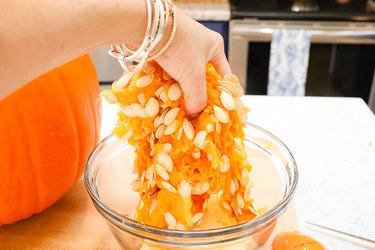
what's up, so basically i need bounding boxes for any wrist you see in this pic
[108,0,177,74]
[148,3,177,61]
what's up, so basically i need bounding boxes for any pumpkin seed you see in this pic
[140,171,146,185]
[164,212,177,228]
[139,200,144,209]
[220,91,235,111]
[233,177,239,192]
[155,124,165,139]
[210,114,219,124]
[145,167,155,180]
[131,103,147,118]
[192,148,201,159]
[234,98,245,110]
[164,120,177,135]
[183,118,195,140]
[162,143,172,153]
[101,91,118,104]
[164,107,180,126]
[233,137,242,151]
[244,185,251,202]
[217,189,224,199]
[136,74,154,88]
[223,74,240,84]
[121,105,135,117]
[157,152,173,172]
[207,153,213,162]
[150,148,155,157]
[154,108,168,127]
[222,201,232,212]
[177,126,183,140]
[145,97,160,117]
[154,116,162,128]
[178,180,191,197]
[234,84,244,97]
[138,93,147,106]
[168,83,182,101]
[240,169,250,186]
[192,181,209,195]
[143,62,155,74]
[248,205,259,216]
[220,154,230,173]
[161,181,177,193]
[160,90,169,103]
[156,85,167,97]
[193,131,207,149]
[155,164,170,181]
[235,207,243,216]
[149,199,158,217]
[202,200,208,211]
[217,86,231,94]
[218,80,236,96]
[236,193,245,209]
[176,222,186,230]
[216,122,221,133]
[192,213,204,225]
[206,123,214,133]
[213,105,229,123]
[113,73,132,90]
[229,179,236,195]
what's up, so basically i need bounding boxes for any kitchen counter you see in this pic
[175,2,230,21]
[100,95,375,249]
[1,96,374,249]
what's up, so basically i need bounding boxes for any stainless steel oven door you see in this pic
[228,19,375,92]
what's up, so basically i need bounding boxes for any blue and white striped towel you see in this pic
[268,29,311,96]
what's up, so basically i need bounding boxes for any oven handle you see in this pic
[230,20,375,44]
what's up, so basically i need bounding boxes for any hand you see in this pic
[156,8,231,117]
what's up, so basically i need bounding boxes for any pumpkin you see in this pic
[0,54,101,225]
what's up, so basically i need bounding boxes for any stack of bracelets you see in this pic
[108,0,176,75]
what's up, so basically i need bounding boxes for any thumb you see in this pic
[210,50,231,77]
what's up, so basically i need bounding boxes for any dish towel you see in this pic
[268,29,311,96]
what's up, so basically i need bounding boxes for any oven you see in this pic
[228,0,375,102]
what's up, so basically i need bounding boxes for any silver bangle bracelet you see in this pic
[108,0,175,75]
[148,1,176,61]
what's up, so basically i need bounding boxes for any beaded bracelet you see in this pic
[108,0,176,75]
[148,1,176,61]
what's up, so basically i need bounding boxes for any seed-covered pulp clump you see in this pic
[101,62,259,230]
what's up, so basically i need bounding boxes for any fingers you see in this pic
[179,67,207,117]
[210,50,231,77]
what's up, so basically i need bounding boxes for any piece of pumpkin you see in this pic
[101,62,256,229]
[0,54,101,225]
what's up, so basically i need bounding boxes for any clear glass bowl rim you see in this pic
[84,123,298,238]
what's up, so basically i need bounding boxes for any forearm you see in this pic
[0,0,147,98]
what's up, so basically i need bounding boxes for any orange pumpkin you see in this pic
[0,54,101,225]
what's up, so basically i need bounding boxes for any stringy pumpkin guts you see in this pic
[101,62,258,229]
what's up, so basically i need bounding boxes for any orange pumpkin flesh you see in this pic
[101,62,255,229]
[0,55,101,225]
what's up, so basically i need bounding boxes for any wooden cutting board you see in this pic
[0,178,120,249]
[0,179,298,249]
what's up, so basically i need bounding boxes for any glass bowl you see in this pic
[84,123,298,249]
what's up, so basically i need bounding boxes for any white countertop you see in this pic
[100,96,375,250]
[175,2,231,21]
